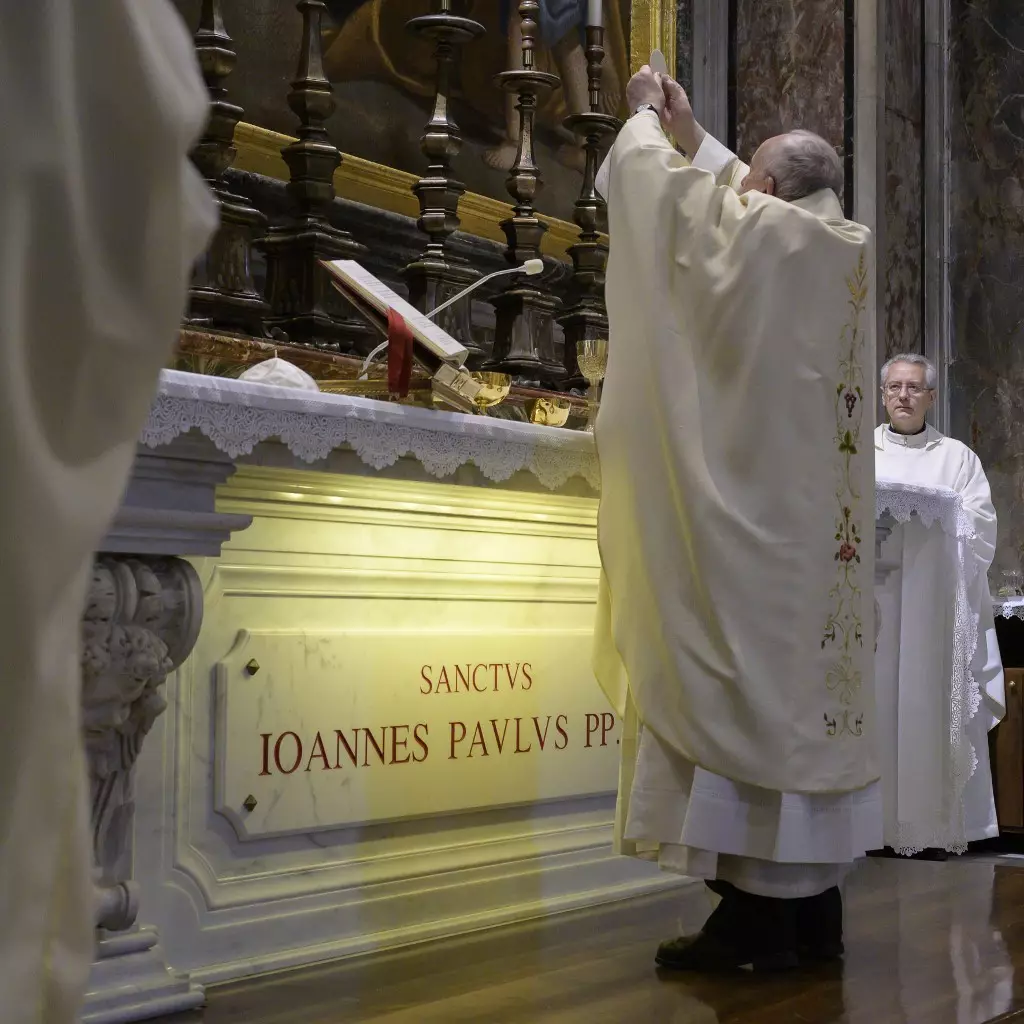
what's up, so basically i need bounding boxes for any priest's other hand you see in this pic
[660,77,706,158]
[626,66,666,116]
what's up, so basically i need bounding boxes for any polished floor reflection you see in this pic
[161,857,1024,1023]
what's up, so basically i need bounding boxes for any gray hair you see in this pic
[880,352,938,390]
[765,130,844,202]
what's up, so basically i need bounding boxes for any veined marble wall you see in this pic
[676,0,694,94]
[948,0,1024,571]
[733,0,846,164]
[883,0,924,360]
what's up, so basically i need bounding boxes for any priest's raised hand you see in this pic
[624,63,667,117]
[658,76,706,157]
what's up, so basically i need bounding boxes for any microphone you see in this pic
[358,259,545,379]
[426,258,544,319]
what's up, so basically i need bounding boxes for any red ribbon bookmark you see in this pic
[386,307,414,398]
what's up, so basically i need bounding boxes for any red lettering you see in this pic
[521,663,533,690]
[490,718,510,753]
[334,729,359,768]
[413,723,429,762]
[533,715,551,750]
[514,717,533,754]
[555,715,569,749]
[584,713,600,748]
[601,712,615,747]
[259,732,272,776]
[274,732,302,774]
[492,663,502,690]
[420,666,432,695]
[305,731,331,771]
[468,721,489,758]
[504,663,520,689]
[436,666,452,693]
[390,725,411,765]
[449,721,467,759]
[362,727,388,766]
[454,665,471,693]
[472,665,488,692]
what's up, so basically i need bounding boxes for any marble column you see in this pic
[882,0,925,362]
[947,0,1024,574]
[81,437,252,1022]
[733,0,847,173]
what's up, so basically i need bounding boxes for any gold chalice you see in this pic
[526,396,572,427]
[576,339,609,432]
[470,372,512,413]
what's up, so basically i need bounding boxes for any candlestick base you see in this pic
[488,287,562,385]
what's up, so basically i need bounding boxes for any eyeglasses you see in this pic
[882,383,930,397]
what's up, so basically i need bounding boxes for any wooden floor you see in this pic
[161,856,1024,1024]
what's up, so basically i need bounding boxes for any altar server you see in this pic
[874,354,1004,855]
[0,2,215,1020]
[593,69,881,971]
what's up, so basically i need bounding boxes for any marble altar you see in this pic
[81,371,663,1022]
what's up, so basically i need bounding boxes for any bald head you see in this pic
[741,130,844,202]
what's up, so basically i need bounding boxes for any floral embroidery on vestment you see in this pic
[822,252,868,728]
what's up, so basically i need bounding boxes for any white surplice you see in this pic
[594,125,881,898]
[875,425,1005,852]
[0,2,216,1020]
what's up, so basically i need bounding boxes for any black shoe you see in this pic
[656,882,800,972]
[655,931,800,972]
[795,886,844,962]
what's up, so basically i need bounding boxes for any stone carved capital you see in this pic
[82,556,203,931]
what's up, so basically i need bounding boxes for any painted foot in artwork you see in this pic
[484,141,518,171]
[555,144,587,174]
[601,75,623,115]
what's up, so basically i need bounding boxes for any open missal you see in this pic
[320,259,483,413]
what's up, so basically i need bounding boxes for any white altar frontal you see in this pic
[82,373,987,1021]
[81,372,672,1021]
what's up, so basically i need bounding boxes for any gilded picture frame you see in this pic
[232,1,677,259]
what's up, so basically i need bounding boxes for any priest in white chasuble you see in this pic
[0,2,215,1020]
[874,354,1005,857]
[592,68,882,972]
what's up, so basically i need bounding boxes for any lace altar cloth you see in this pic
[876,478,979,855]
[994,596,1024,621]
[142,371,600,491]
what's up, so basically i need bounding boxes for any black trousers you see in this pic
[704,880,843,956]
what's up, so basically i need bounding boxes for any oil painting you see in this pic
[173,0,632,222]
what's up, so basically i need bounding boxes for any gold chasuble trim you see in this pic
[822,252,870,739]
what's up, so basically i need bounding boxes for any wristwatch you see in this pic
[632,102,658,118]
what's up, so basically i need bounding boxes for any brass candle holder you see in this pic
[403,1,487,366]
[487,1,562,385]
[559,25,621,388]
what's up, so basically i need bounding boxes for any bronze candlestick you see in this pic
[187,0,269,337]
[403,1,486,367]
[260,0,372,352]
[487,1,562,385]
[559,25,620,387]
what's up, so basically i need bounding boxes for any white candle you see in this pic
[587,0,603,28]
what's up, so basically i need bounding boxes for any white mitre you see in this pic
[239,357,320,391]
